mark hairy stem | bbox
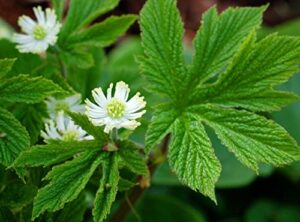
[109,135,170,222]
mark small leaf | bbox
[0,108,30,167]
[168,114,221,202]
[0,58,15,78]
[118,177,136,191]
[0,75,66,104]
[118,141,148,176]
[61,50,94,69]
[32,150,105,219]
[67,15,137,48]
[14,140,100,168]
[93,153,119,222]
[59,0,119,42]
[68,112,109,142]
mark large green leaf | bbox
[168,114,221,201]
[93,153,119,222]
[0,75,65,104]
[139,0,186,100]
[59,0,119,42]
[0,108,30,166]
[32,150,105,219]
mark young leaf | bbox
[93,153,119,222]
[32,150,105,219]
[68,112,109,142]
[140,0,186,99]
[67,15,137,48]
[168,114,221,202]
[0,108,30,167]
[118,141,148,176]
[14,140,100,168]
[59,0,119,42]
[0,58,15,78]
[189,6,265,85]
[190,104,300,171]
[0,75,66,104]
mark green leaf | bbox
[32,150,105,219]
[59,0,119,42]
[67,15,137,48]
[13,103,48,144]
[168,114,221,202]
[118,141,148,176]
[0,75,66,104]
[189,6,265,85]
[145,106,178,153]
[14,140,100,168]
[0,58,15,78]
[68,112,108,142]
[190,104,300,171]
[51,0,65,21]
[139,0,186,99]
[0,108,30,166]
[118,177,136,191]
[93,153,119,222]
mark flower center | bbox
[62,131,79,142]
[55,102,69,113]
[106,99,125,119]
[33,25,47,40]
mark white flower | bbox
[85,81,146,133]
[41,111,93,143]
[46,94,85,118]
[13,6,61,54]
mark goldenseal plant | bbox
[13,6,61,54]
[0,0,299,221]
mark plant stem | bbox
[109,135,170,222]
[52,45,67,78]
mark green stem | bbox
[53,45,67,78]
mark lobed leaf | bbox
[32,150,105,219]
[0,108,30,167]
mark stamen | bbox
[33,25,47,40]
[106,99,125,119]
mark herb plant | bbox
[0,0,300,221]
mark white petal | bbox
[107,83,113,100]
[126,92,146,113]
[114,81,130,102]
[33,6,46,26]
[18,16,36,34]
[92,88,107,108]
